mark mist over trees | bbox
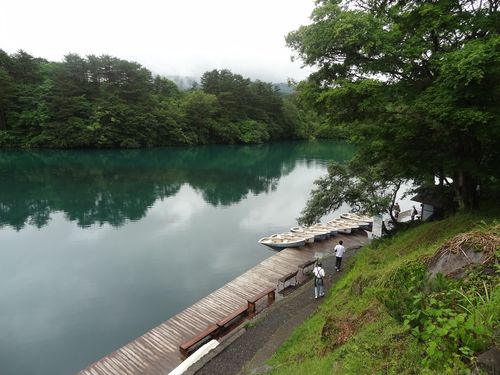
[0,51,319,148]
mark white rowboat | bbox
[290,226,329,241]
[258,236,306,249]
[310,223,338,236]
[340,212,373,224]
[328,218,359,230]
[272,232,314,244]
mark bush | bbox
[381,262,498,372]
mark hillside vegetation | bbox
[268,212,499,374]
[0,52,322,148]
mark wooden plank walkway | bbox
[77,231,369,375]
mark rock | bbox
[476,347,500,374]
[427,247,483,279]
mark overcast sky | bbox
[0,0,315,82]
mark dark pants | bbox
[336,256,342,270]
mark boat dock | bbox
[77,231,369,375]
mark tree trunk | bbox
[388,209,398,227]
[388,181,402,228]
[453,169,479,210]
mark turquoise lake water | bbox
[0,141,353,375]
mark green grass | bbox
[267,211,499,374]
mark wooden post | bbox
[267,290,275,304]
[247,301,256,317]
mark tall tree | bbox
[152,76,179,98]
[200,69,251,120]
[287,0,500,210]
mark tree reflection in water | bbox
[0,141,353,230]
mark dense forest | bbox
[0,51,321,148]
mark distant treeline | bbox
[0,50,325,148]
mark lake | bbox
[0,141,353,375]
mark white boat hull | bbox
[337,228,352,234]
[327,220,356,233]
[311,223,338,236]
[291,227,329,241]
[341,213,373,223]
[339,218,369,228]
[258,236,306,249]
[281,232,315,243]
[328,219,359,229]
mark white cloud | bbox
[0,0,315,81]
[239,162,323,230]
[148,184,207,235]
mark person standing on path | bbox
[313,262,325,299]
[334,240,345,272]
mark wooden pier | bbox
[77,231,369,375]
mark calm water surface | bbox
[0,141,353,375]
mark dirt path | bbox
[190,245,361,375]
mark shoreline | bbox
[76,232,369,375]
[193,241,364,375]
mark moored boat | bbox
[328,218,359,231]
[290,226,329,241]
[338,216,370,229]
[336,218,365,227]
[321,222,344,234]
[258,236,306,249]
[279,232,315,243]
[340,212,373,224]
[305,227,331,240]
[310,223,338,236]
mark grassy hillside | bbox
[267,212,499,374]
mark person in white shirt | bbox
[313,261,325,299]
[334,240,345,272]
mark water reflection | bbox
[0,141,354,375]
[0,141,353,230]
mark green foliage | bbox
[0,52,309,148]
[379,259,499,371]
[380,261,427,322]
[234,120,270,143]
[287,0,500,210]
[402,274,496,371]
[298,160,402,225]
[200,69,303,142]
[152,76,179,98]
[269,213,499,374]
